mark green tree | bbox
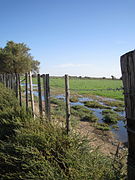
[0,41,40,74]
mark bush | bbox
[0,83,126,179]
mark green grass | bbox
[83,100,111,109]
[50,78,124,100]
[27,77,124,100]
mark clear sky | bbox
[0,0,135,78]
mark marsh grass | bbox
[71,105,98,122]
[93,123,111,131]
[114,107,125,112]
[103,100,124,107]
[102,110,123,124]
[83,100,111,109]
[70,96,78,102]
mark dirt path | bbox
[75,121,127,156]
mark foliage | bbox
[0,41,40,74]
[0,83,127,179]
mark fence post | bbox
[121,50,135,180]
[29,71,35,117]
[65,74,71,134]
[5,74,9,88]
[15,73,19,98]
[37,74,43,117]
[18,74,22,106]
[25,73,29,112]
[45,74,50,121]
[42,74,46,114]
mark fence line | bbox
[0,72,123,136]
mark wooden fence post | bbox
[42,74,46,114]
[37,74,43,117]
[29,71,35,117]
[121,50,135,180]
[5,74,9,88]
[65,74,71,134]
[15,73,19,98]
[25,73,29,112]
[18,74,22,106]
[45,74,50,121]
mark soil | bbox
[75,121,127,156]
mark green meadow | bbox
[32,77,124,100]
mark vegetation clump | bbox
[83,100,111,109]
[71,105,98,122]
[103,100,124,107]
[102,110,123,124]
[114,107,125,112]
[70,96,78,102]
[93,122,110,131]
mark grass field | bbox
[30,77,124,100]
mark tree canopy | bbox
[0,41,40,74]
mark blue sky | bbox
[0,0,135,77]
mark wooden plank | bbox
[65,74,71,134]
[37,74,43,117]
[29,71,35,117]
[25,73,29,112]
[121,50,135,180]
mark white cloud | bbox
[54,63,91,68]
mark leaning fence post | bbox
[37,74,43,117]
[29,71,35,117]
[65,74,71,134]
[121,50,135,180]
[25,73,29,112]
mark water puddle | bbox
[28,90,128,143]
[69,95,127,143]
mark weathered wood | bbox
[121,50,135,180]
[18,74,22,106]
[45,74,50,120]
[15,73,19,98]
[42,74,46,114]
[25,73,29,112]
[29,71,35,117]
[5,74,9,88]
[65,74,71,134]
[37,74,43,117]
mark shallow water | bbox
[70,96,127,143]
[29,90,128,143]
